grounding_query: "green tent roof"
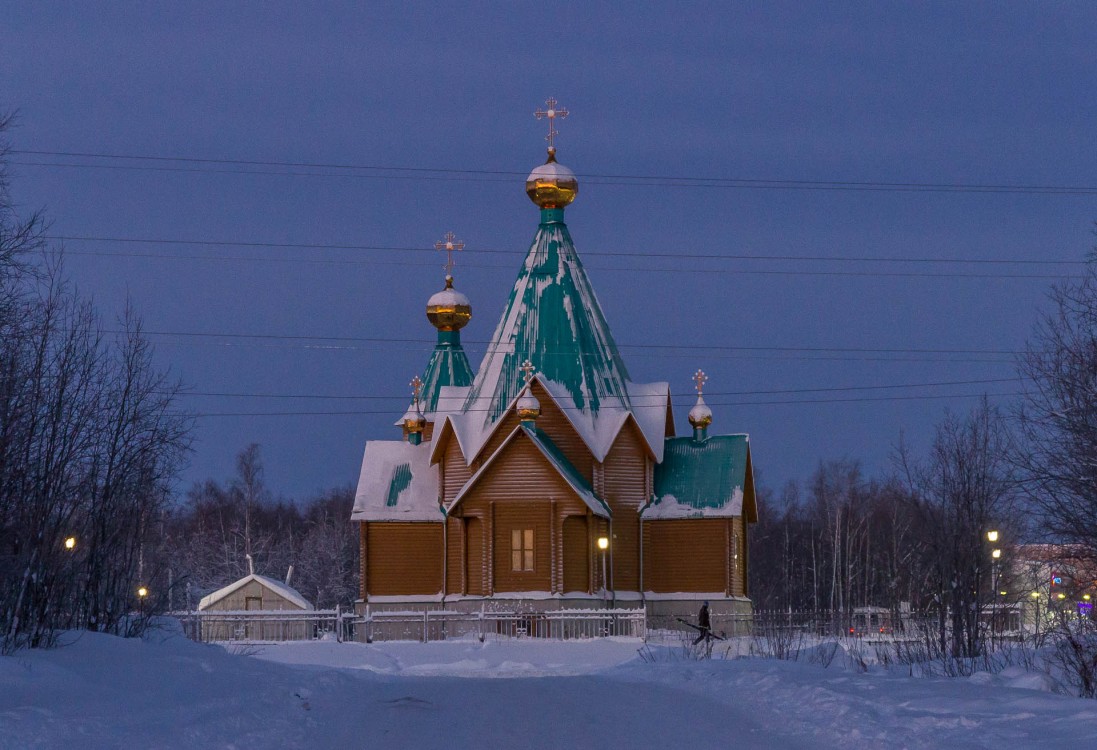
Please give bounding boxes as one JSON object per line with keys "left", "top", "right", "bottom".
{"left": 420, "top": 329, "right": 474, "bottom": 413}
{"left": 646, "top": 435, "right": 752, "bottom": 519}
{"left": 463, "top": 207, "right": 632, "bottom": 433}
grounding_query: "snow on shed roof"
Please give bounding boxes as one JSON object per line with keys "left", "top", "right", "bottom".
{"left": 198, "top": 574, "right": 313, "bottom": 611}
{"left": 644, "top": 434, "right": 752, "bottom": 519}
{"left": 352, "top": 439, "right": 443, "bottom": 522}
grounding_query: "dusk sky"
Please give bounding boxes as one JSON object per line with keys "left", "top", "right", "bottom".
{"left": 4, "top": 3, "right": 1097, "bottom": 500}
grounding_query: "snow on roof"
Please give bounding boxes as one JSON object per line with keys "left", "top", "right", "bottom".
{"left": 352, "top": 439, "right": 443, "bottom": 522}
{"left": 198, "top": 574, "right": 313, "bottom": 611}
{"left": 643, "top": 434, "right": 751, "bottom": 519}
{"left": 460, "top": 214, "right": 633, "bottom": 457}
{"left": 449, "top": 424, "right": 610, "bottom": 518}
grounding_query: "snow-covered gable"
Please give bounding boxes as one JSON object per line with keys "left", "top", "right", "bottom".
{"left": 449, "top": 423, "right": 610, "bottom": 518}
{"left": 460, "top": 210, "right": 633, "bottom": 457}
{"left": 643, "top": 434, "right": 754, "bottom": 520}
{"left": 198, "top": 574, "right": 313, "bottom": 611}
{"left": 352, "top": 440, "right": 442, "bottom": 522}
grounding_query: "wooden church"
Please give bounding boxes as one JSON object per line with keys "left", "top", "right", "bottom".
{"left": 352, "top": 102, "right": 757, "bottom": 620}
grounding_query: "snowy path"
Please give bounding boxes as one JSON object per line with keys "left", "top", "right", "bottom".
{"left": 2, "top": 632, "right": 1095, "bottom": 749}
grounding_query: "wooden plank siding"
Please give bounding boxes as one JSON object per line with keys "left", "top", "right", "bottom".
{"left": 602, "top": 420, "right": 649, "bottom": 592}
{"left": 562, "top": 515, "right": 589, "bottom": 592}
{"left": 441, "top": 434, "right": 472, "bottom": 506}
{"left": 451, "top": 432, "right": 590, "bottom": 594}
{"left": 642, "top": 519, "right": 729, "bottom": 594}
{"left": 472, "top": 382, "right": 593, "bottom": 483}
{"left": 364, "top": 522, "right": 443, "bottom": 596}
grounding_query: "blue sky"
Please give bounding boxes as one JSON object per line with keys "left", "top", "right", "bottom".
{"left": 4, "top": 3, "right": 1096, "bottom": 498}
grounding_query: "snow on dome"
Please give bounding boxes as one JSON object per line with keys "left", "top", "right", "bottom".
{"left": 525, "top": 153, "right": 578, "bottom": 208}
{"left": 427, "top": 286, "right": 470, "bottom": 310}
{"left": 688, "top": 395, "right": 713, "bottom": 428}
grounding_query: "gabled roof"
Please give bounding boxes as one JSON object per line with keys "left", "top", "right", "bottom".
{"left": 461, "top": 210, "right": 632, "bottom": 453}
{"left": 449, "top": 423, "right": 610, "bottom": 518}
{"left": 352, "top": 439, "right": 443, "bottom": 522}
{"left": 198, "top": 574, "right": 313, "bottom": 611}
{"left": 644, "top": 434, "right": 755, "bottom": 520}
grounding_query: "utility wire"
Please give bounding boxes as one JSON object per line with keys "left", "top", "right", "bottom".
{"left": 175, "top": 377, "right": 1017, "bottom": 401}
{"left": 187, "top": 390, "right": 1022, "bottom": 417}
{"left": 57, "top": 247, "right": 1077, "bottom": 279}
{"left": 15, "top": 149, "right": 1097, "bottom": 195}
{"left": 44, "top": 233, "right": 1085, "bottom": 266}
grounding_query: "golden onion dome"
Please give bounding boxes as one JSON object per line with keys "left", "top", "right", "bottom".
{"left": 525, "top": 148, "right": 578, "bottom": 209}
{"left": 426, "top": 275, "right": 472, "bottom": 331}
{"left": 516, "top": 387, "right": 541, "bottom": 422}
{"left": 688, "top": 395, "right": 713, "bottom": 429}
{"left": 402, "top": 401, "right": 426, "bottom": 433}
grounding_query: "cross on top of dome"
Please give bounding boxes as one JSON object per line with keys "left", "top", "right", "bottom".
{"left": 535, "top": 97, "right": 569, "bottom": 151}
{"left": 435, "top": 231, "right": 464, "bottom": 277}
{"left": 410, "top": 375, "right": 423, "bottom": 405}
{"left": 693, "top": 369, "right": 708, "bottom": 396}
{"left": 520, "top": 359, "right": 536, "bottom": 386}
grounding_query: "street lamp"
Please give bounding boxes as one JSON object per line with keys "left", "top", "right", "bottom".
{"left": 137, "top": 586, "right": 148, "bottom": 599}
{"left": 64, "top": 536, "right": 76, "bottom": 550}
{"left": 987, "top": 530, "right": 999, "bottom": 543}
{"left": 597, "top": 536, "right": 609, "bottom": 604}
{"left": 991, "top": 549, "right": 1001, "bottom": 559}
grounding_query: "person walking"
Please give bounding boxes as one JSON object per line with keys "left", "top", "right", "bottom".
{"left": 693, "top": 600, "right": 711, "bottom": 645}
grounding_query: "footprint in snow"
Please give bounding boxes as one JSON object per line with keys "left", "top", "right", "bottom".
{"left": 382, "top": 696, "right": 433, "bottom": 709}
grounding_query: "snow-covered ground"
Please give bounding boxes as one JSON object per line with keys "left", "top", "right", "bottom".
{"left": 2, "top": 626, "right": 1096, "bottom": 749}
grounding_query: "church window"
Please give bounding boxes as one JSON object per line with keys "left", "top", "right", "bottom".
{"left": 511, "top": 528, "right": 534, "bottom": 571}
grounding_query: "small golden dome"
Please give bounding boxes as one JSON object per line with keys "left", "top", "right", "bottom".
{"left": 688, "top": 396, "right": 713, "bottom": 429}
{"left": 525, "top": 148, "right": 578, "bottom": 209}
{"left": 517, "top": 387, "right": 541, "bottom": 422}
{"left": 426, "top": 276, "right": 472, "bottom": 331}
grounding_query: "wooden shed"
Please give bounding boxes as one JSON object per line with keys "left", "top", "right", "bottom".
{"left": 197, "top": 574, "right": 314, "bottom": 641}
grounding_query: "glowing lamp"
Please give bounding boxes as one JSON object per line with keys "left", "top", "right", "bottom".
{"left": 137, "top": 587, "right": 148, "bottom": 598}
{"left": 1057, "top": 593, "right": 1067, "bottom": 600}
{"left": 64, "top": 536, "right": 76, "bottom": 550}
{"left": 1031, "top": 591, "right": 1040, "bottom": 598}
{"left": 1085, "top": 594, "right": 1092, "bottom": 601}
{"left": 597, "top": 536, "right": 609, "bottom": 551}
{"left": 986, "top": 530, "right": 999, "bottom": 543}
{"left": 991, "top": 549, "right": 1001, "bottom": 559}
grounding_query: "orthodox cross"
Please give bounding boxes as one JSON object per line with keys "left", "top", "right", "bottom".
{"left": 520, "top": 359, "right": 536, "bottom": 386}
{"left": 409, "top": 375, "right": 423, "bottom": 406}
{"left": 693, "top": 369, "right": 708, "bottom": 396}
{"left": 534, "top": 97, "right": 569, "bottom": 150}
{"left": 434, "top": 231, "right": 464, "bottom": 276}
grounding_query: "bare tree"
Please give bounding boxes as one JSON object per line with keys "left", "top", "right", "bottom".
{"left": 1017, "top": 262, "right": 1097, "bottom": 560}
{"left": 898, "top": 399, "right": 1018, "bottom": 657}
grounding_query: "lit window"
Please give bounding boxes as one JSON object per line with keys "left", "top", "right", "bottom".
{"left": 511, "top": 528, "right": 534, "bottom": 571}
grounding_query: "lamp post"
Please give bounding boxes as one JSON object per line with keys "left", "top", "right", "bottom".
{"left": 1030, "top": 591, "right": 1041, "bottom": 641}
{"left": 597, "top": 536, "right": 609, "bottom": 605}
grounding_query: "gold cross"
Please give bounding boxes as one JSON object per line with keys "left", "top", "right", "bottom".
{"left": 410, "top": 375, "right": 423, "bottom": 404}
{"left": 534, "top": 97, "right": 569, "bottom": 150}
{"left": 520, "top": 359, "right": 536, "bottom": 386}
{"left": 693, "top": 369, "right": 708, "bottom": 396}
{"left": 434, "top": 231, "right": 464, "bottom": 276}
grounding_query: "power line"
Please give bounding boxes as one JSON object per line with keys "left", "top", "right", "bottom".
{"left": 115, "top": 328, "right": 1022, "bottom": 356}
{"left": 45, "top": 234, "right": 1085, "bottom": 266}
{"left": 58, "top": 247, "right": 1076, "bottom": 280}
{"left": 175, "top": 377, "right": 1016, "bottom": 402}
{"left": 15, "top": 149, "right": 1097, "bottom": 195}
{"left": 187, "top": 389, "right": 1021, "bottom": 417}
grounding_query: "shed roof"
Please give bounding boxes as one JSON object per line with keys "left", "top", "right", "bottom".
{"left": 198, "top": 574, "right": 313, "bottom": 611}
{"left": 644, "top": 434, "right": 754, "bottom": 520}
{"left": 352, "top": 439, "right": 442, "bottom": 522}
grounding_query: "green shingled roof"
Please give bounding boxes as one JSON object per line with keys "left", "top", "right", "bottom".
{"left": 420, "top": 329, "right": 474, "bottom": 413}
{"left": 463, "top": 207, "right": 631, "bottom": 426}
{"left": 648, "top": 435, "right": 751, "bottom": 518}
{"left": 384, "top": 463, "right": 413, "bottom": 507}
